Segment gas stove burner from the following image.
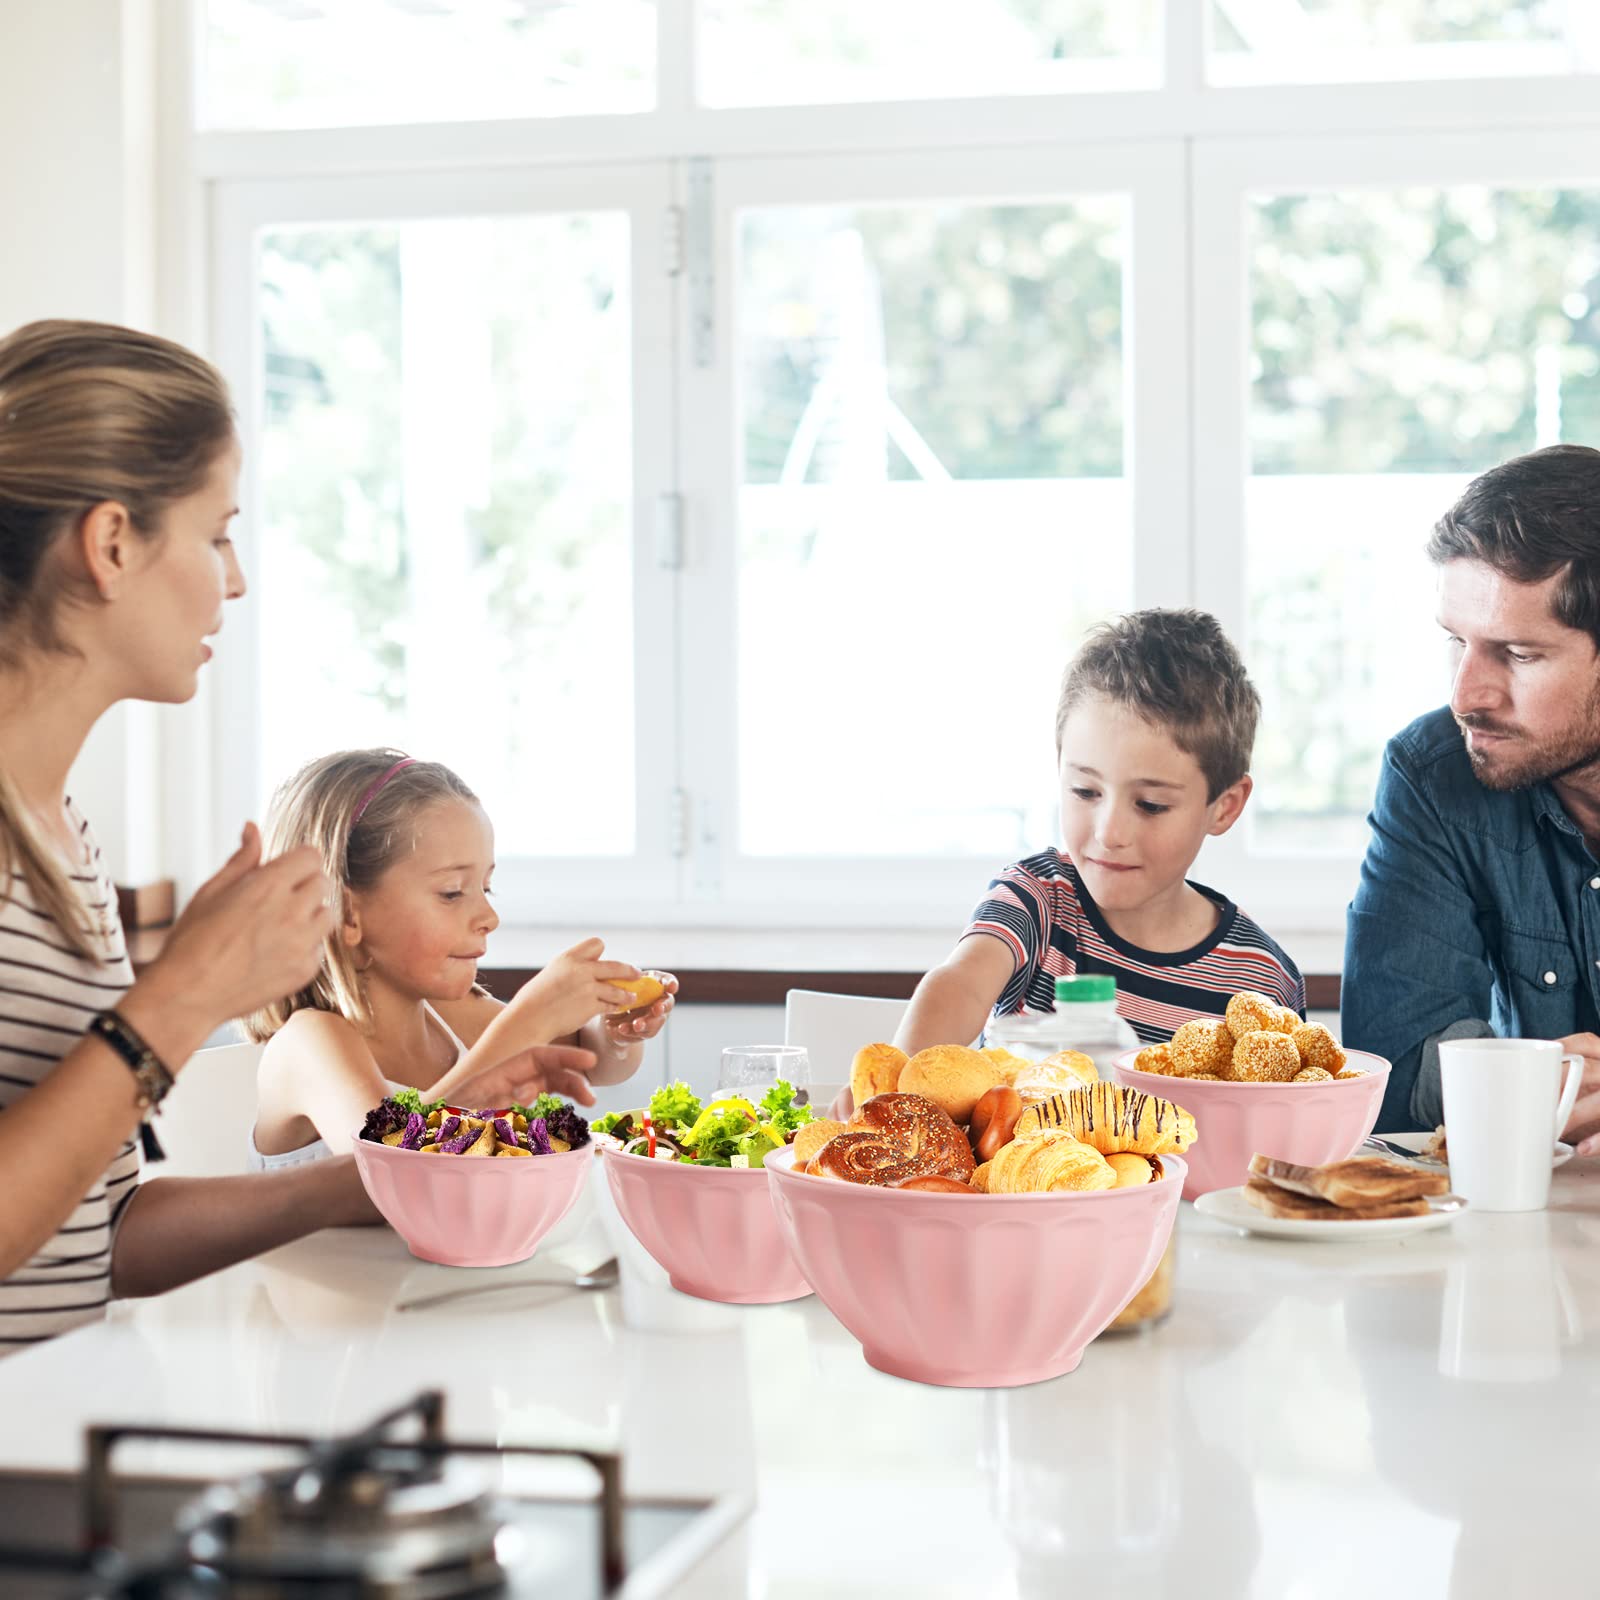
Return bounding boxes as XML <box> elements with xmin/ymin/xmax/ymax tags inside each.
<box><xmin>62</xmin><ymin>1390</ymin><xmax>625</xmax><ymax>1598</ymax></box>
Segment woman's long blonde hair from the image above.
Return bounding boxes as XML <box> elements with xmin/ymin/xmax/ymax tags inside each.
<box><xmin>0</xmin><ymin>320</ymin><xmax>235</xmax><ymax>956</ymax></box>
<box><xmin>240</xmin><ymin>750</ymin><xmax>480</xmax><ymax>1041</ymax></box>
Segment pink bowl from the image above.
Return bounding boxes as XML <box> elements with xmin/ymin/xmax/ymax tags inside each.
<box><xmin>1110</xmin><ymin>1048</ymin><xmax>1391</xmax><ymax>1200</ymax></box>
<box><xmin>350</xmin><ymin>1137</ymin><xmax>590</xmax><ymax>1267</ymax></box>
<box><xmin>765</xmin><ymin>1146</ymin><xmax>1184</xmax><ymax>1388</ymax></box>
<box><xmin>600</xmin><ymin>1143</ymin><xmax>813</xmax><ymax>1304</ymax></box>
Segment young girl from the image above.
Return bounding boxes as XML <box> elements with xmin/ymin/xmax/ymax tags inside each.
<box><xmin>247</xmin><ymin>749</ymin><xmax>675</xmax><ymax>1164</ymax></box>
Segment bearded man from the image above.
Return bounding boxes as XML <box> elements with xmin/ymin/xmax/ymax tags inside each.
<box><xmin>1344</xmin><ymin>444</ymin><xmax>1600</xmax><ymax>1144</ymax></box>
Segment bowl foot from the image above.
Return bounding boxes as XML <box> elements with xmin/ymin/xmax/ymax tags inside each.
<box><xmin>861</xmin><ymin>1346</ymin><xmax>1086</xmax><ymax>1389</ymax></box>
<box><xmin>667</xmin><ymin>1274</ymin><xmax>813</xmax><ymax>1305</ymax></box>
<box><xmin>403</xmin><ymin>1242</ymin><xmax>540</xmax><ymax>1268</ymax></box>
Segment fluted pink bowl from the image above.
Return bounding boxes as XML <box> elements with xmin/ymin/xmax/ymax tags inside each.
<box><xmin>600</xmin><ymin>1143</ymin><xmax>813</xmax><ymax>1304</ymax></box>
<box><xmin>1111</xmin><ymin>1048</ymin><xmax>1391</xmax><ymax>1201</ymax></box>
<box><xmin>350</xmin><ymin>1137</ymin><xmax>590</xmax><ymax>1267</ymax></box>
<box><xmin>765</xmin><ymin>1146</ymin><xmax>1184</xmax><ymax>1388</ymax></box>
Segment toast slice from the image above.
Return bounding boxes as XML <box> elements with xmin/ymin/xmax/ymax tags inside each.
<box><xmin>1248</xmin><ymin>1152</ymin><xmax>1449</xmax><ymax>1207</ymax></box>
<box><xmin>1242</xmin><ymin>1176</ymin><xmax>1431</xmax><ymax>1221</ymax></box>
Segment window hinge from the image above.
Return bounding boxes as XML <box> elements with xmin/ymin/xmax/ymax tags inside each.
<box><xmin>669</xmin><ymin>787</ymin><xmax>691</xmax><ymax>859</ymax></box>
<box><xmin>654</xmin><ymin>491</ymin><xmax>685</xmax><ymax>571</ymax></box>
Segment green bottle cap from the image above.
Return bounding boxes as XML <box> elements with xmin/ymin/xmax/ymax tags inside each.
<box><xmin>1055</xmin><ymin>974</ymin><xmax>1117</xmax><ymax>1004</ymax></box>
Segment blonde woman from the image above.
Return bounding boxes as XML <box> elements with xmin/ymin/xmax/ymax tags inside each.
<box><xmin>247</xmin><ymin>750</ymin><xmax>673</xmax><ymax>1166</ymax></box>
<box><xmin>0</xmin><ymin>320</ymin><xmax>593</xmax><ymax>1351</ymax></box>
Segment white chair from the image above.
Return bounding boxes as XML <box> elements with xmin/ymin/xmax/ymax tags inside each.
<box><xmin>155</xmin><ymin>1039</ymin><xmax>264</xmax><ymax>1178</ymax></box>
<box><xmin>783</xmin><ymin>988</ymin><xmax>910</xmax><ymax>1095</ymax></box>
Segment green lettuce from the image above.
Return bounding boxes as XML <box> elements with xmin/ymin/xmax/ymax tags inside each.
<box><xmin>758</xmin><ymin>1079</ymin><xmax>816</xmax><ymax>1139</ymax></box>
<box><xmin>647</xmin><ymin>1081</ymin><xmax>702</xmax><ymax>1130</ymax></box>
<box><xmin>390</xmin><ymin>1086</ymin><xmax>446</xmax><ymax>1118</ymax></box>
<box><xmin>680</xmin><ymin>1105</ymin><xmax>755</xmax><ymax>1166</ymax></box>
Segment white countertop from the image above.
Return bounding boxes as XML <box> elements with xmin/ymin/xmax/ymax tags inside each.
<box><xmin>2</xmin><ymin>1162</ymin><xmax>1592</xmax><ymax>1598</ymax></box>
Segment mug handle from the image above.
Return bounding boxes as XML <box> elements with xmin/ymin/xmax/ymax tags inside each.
<box><xmin>1555</xmin><ymin>1051</ymin><xmax>1585</xmax><ymax>1142</ymax></box>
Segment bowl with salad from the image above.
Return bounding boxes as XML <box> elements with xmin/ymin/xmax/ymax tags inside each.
<box><xmin>595</xmin><ymin>1079</ymin><xmax>816</xmax><ymax>1303</ymax></box>
<box><xmin>352</xmin><ymin>1089</ymin><xmax>592</xmax><ymax>1267</ymax></box>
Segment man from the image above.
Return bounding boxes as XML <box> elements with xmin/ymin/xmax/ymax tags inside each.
<box><xmin>1344</xmin><ymin>443</ymin><xmax>1600</xmax><ymax>1144</ymax></box>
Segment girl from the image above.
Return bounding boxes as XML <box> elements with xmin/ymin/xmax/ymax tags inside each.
<box><xmin>0</xmin><ymin>319</ymin><xmax>592</xmax><ymax>1353</ymax></box>
<box><xmin>247</xmin><ymin>749</ymin><xmax>675</xmax><ymax>1164</ymax></box>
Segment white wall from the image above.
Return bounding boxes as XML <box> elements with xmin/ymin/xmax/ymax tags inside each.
<box><xmin>0</xmin><ymin>0</ymin><xmax>167</xmax><ymax>884</ymax></box>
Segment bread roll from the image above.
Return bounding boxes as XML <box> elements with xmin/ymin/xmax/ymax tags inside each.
<box><xmin>898</xmin><ymin>1044</ymin><xmax>1000</xmax><ymax>1124</ymax></box>
<box><xmin>791</xmin><ymin>1118</ymin><xmax>848</xmax><ymax>1169</ymax></box>
<box><xmin>850</xmin><ymin>1042</ymin><xmax>907</xmax><ymax>1108</ymax></box>
<box><xmin>1015</xmin><ymin>1082</ymin><xmax>1197</xmax><ymax>1156</ymax></box>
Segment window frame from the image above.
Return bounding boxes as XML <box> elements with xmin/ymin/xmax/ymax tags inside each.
<box><xmin>166</xmin><ymin>0</ymin><xmax>1600</xmax><ymax>937</ymax></box>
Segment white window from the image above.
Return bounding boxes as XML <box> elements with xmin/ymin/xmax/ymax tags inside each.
<box><xmin>186</xmin><ymin>0</ymin><xmax>1600</xmax><ymax>937</ymax></box>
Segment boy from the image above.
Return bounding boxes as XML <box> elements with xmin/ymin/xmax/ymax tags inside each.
<box><xmin>896</xmin><ymin>608</ymin><xmax>1303</xmax><ymax>1057</ymax></box>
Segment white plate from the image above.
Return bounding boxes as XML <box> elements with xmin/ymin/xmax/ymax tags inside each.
<box><xmin>1378</xmin><ymin>1131</ymin><xmax>1573</xmax><ymax>1170</ymax></box>
<box><xmin>1193</xmin><ymin>1185</ymin><xmax>1464</xmax><ymax>1241</ymax></box>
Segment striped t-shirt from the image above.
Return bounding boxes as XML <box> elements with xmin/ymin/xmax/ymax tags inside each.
<box><xmin>0</xmin><ymin>800</ymin><xmax>138</xmax><ymax>1355</ymax></box>
<box><xmin>964</xmin><ymin>848</ymin><xmax>1305</xmax><ymax>1043</ymax></box>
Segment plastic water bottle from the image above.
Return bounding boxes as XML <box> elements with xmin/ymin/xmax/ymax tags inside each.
<box><xmin>984</xmin><ymin>974</ymin><xmax>1139</xmax><ymax>1078</ymax></box>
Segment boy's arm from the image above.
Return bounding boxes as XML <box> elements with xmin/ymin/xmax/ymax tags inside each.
<box><xmin>894</xmin><ymin>934</ymin><xmax>1017</xmax><ymax>1058</ymax></box>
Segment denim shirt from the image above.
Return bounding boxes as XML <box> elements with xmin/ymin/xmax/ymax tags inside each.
<box><xmin>1343</xmin><ymin>706</ymin><xmax>1600</xmax><ymax>1132</ymax></box>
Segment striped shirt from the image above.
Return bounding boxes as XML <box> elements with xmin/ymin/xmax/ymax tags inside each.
<box><xmin>0</xmin><ymin>800</ymin><xmax>138</xmax><ymax>1354</ymax></box>
<box><xmin>964</xmin><ymin>848</ymin><xmax>1305</xmax><ymax>1044</ymax></box>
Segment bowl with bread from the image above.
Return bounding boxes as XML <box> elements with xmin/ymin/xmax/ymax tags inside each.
<box><xmin>1109</xmin><ymin>992</ymin><xmax>1389</xmax><ymax>1201</ymax></box>
<box><xmin>768</xmin><ymin>1077</ymin><xmax>1191</xmax><ymax>1387</ymax></box>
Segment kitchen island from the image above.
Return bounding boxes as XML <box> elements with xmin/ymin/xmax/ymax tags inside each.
<box><xmin>0</xmin><ymin>1161</ymin><xmax>1596</xmax><ymax>1598</ymax></box>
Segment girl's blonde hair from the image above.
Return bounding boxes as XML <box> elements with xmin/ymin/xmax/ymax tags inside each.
<box><xmin>0</xmin><ymin>319</ymin><xmax>235</xmax><ymax>956</ymax></box>
<box><xmin>240</xmin><ymin>749</ymin><xmax>480</xmax><ymax>1041</ymax></box>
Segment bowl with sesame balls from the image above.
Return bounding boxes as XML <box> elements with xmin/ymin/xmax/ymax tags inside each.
<box><xmin>1109</xmin><ymin>991</ymin><xmax>1390</xmax><ymax>1200</ymax></box>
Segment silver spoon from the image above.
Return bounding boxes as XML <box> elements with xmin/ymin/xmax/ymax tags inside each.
<box><xmin>396</xmin><ymin>1257</ymin><xmax>619</xmax><ymax>1314</ymax></box>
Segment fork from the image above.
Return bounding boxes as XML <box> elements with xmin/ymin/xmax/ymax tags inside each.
<box><xmin>396</xmin><ymin>1256</ymin><xmax>619</xmax><ymax>1314</ymax></box>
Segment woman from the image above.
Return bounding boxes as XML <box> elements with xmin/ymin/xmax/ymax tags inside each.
<box><xmin>0</xmin><ymin>319</ymin><xmax>595</xmax><ymax>1351</ymax></box>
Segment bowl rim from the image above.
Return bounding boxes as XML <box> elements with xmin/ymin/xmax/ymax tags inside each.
<box><xmin>596</xmin><ymin>1136</ymin><xmax>784</xmax><ymax>1178</ymax></box>
<box><xmin>350</xmin><ymin>1132</ymin><xmax>592</xmax><ymax>1166</ymax></box>
<box><xmin>764</xmin><ymin>1142</ymin><xmax>1187</xmax><ymax>1202</ymax></box>
<box><xmin>1112</xmin><ymin>1045</ymin><xmax>1392</xmax><ymax>1091</ymax></box>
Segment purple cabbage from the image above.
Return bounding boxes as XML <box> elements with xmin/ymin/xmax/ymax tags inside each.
<box><xmin>398</xmin><ymin>1112</ymin><xmax>426</xmax><ymax>1151</ymax></box>
<box><xmin>525</xmin><ymin>1117</ymin><xmax>553</xmax><ymax>1156</ymax></box>
<box><xmin>540</xmin><ymin>1103</ymin><xmax>591</xmax><ymax>1149</ymax></box>
<box><xmin>492</xmin><ymin>1117</ymin><xmax>517</xmax><ymax>1149</ymax></box>
<box><xmin>435</xmin><ymin>1115</ymin><xmax>462</xmax><ymax>1145</ymax></box>
<box><xmin>358</xmin><ymin>1097</ymin><xmax>409</xmax><ymax>1144</ymax></box>
<box><xmin>438</xmin><ymin>1122</ymin><xmax>485</xmax><ymax>1155</ymax></box>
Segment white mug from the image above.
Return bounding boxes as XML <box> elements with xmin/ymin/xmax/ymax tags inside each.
<box><xmin>1437</xmin><ymin>1038</ymin><xmax>1583</xmax><ymax>1212</ymax></box>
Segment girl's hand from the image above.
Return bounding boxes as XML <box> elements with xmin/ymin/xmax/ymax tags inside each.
<box><xmin>504</xmin><ymin>937</ymin><xmax>640</xmax><ymax>1045</ymax></box>
<box><xmin>446</xmin><ymin>1043</ymin><xmax>599</xmax><ymax>1109</ymax></box>
<box><xmin>603</xmin><ymin>973</ymin><xmax>678</xmax><ymax>1046</ymax></box>
<box><xmin>134</xmin><ymin>824</ymin><xmax>332</xmax><ymax>1045</ymax></box>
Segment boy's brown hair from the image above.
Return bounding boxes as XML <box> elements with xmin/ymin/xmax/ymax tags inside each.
<box><xmin>1055</xmin><ymin>609</ymin><xmax>1260</xmax><ymax>800</ymax></box>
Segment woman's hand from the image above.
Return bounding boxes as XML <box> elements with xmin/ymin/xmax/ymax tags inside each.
<box><xmin>441</xmin><ymin>1043</ymin><xmax>599</xmax><ymax>1109</ymax></box>
<box><xmin>602</xmin><ymin>973</ymin><xmax>678</xmax><ymax>1046</ymax></box>
<box><xmin>504</xmin><ymin>937</ymin><xmax>640</xmax><ymax>1044</ymax></box>
<box><xmin>125</xmin><ymin>824</ymin><xmax>332</xmax><ymax>1057</ymax></box>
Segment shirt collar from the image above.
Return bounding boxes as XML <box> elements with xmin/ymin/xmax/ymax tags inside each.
<box><xmin>1531</xmin><ymin>781</ymin><xmax>1583</xmax><ymax>838</ymax></box>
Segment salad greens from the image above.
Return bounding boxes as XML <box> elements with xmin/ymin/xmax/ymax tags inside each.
<box><xmin>594</xmin><ymin>1078</ymin><xmax>814</xmax><ymax>1168</ymax></box>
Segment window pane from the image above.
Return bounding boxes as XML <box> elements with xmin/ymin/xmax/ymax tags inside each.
<box><xmin>258</xmin><ymin>213</ymin><xmax>635</xmax><ymax>856</ymax></box>
<box><xmin>1246</xmin><ymin>185</ymin><xmax>1600</xmax><ymax>851</ymax></box>
<box><xmin>736</xmin><ymin>199</ymin><xmax>1130</xmax><ymax>857</ymax></box>
<box><xmin>1209</xmin><ymin>0</ymin><xmax>1590</xmax><ymax>85</ymax></box>
<box><xmin>700</xmin><ymin>1</ymin><xmax>1159</xmax><ymax>107</ymax></box>
<box><xmin>200</xmin><ymin>0</ymin><xmax>654</xmax><ymax>130</ymax></box>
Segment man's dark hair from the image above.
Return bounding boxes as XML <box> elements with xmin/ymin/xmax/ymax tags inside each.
<box><xmin>1428</xmin><ymin>443</ymin><xmax>1600</xmax><ymax>644</ymax></box>
<box><xmin>1056</xmin><ymin>608</ymin><xmax>1260</xmax><ymax>801</ymax></box>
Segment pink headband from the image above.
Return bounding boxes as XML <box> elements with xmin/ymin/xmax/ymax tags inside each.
<box><xmin>351</xmin><ymin>758</ymin><xmax>415</xmax><ymax>826</ymax></box>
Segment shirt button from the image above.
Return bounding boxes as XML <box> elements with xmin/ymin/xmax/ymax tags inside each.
<box><xmin>1544</xmin><ymin>971</ymin><xmax>1558</xmax><ymax>985</ymax></box>
<box><xmin>1590</xmin><ymin>877</ymin><xmax>1600</xmax><ymax>889</ymax></box>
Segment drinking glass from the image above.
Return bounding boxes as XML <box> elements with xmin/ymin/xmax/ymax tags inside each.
<box><xmin>718</xmin><ymin>1045</ymin><xmax>811</xmax><ymax>1095</ymax></box>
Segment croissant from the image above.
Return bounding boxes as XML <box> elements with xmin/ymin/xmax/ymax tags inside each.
<box><xmin>987</xmin><ymin>1130</ymin><xmax>1115</xmax><ymax>1193</ymax></box>
<box><xmin>1013</xmin><ymin>1083</ymin><xmax>1196</xmax><ymax>1156</ymax></box>
<box><xmin>850</xmin><ymin>1092</ymin><xmax>976</xmax><ymax>1179</ymax></box>
<box><xmin>811</xmin><ymin>1130</ymin><xmax>937</xmax><ymax>1187</ymax></box>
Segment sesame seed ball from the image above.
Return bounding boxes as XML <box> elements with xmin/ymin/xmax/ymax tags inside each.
<box><xmin>1169</xmin><ymin>1019</ymin><xmax>1235</xmax><ymax>1077</ymax></box>
<box><xmin>1291</xmin><ymin>1022</ymin><xmax>1346</xmax><ymax>1075</ymax></box>
<box><xmin>1334</xmin><ymin>1069</ymin><xmax>1366</xmax><ymax>1081</ymax></box>
<box><xmin>1293</xmin><ymin>1066</ymin><xmax>1334</xmax><ymax>1083</ymax></box>
<box><xmin>1225</xmin><ymin>991</ymin><xmax>1282</xmax><ymax>1038</ymax></box>
<box><xmin>1133</xmin><ymin>1043</ymin><xmax>1173</xmax><ymax>1075</ymax></box>
<box><xmin>1230</xmin><ymin>1030</ymin><xmax>1301</xmax><ymax>1083</ymax></box>
<box><xmin>1273</xmin><ymin>1007</ymin><xmax>1302</xmax><ymax>1034</ymax></box>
